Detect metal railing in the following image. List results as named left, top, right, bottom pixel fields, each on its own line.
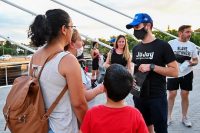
left=0, top=62, right=29, bottom=86
left=0, top=58, right=93, bottom=86
left=90, top=0, right=200, bottom=51
left=0, top=0, right=113, bottom=50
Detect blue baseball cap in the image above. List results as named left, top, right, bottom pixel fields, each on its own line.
left=126, top=13, right=153, bottom=29
left=108, top=38, right=116, bottom=43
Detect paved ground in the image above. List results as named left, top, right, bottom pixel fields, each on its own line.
left=0, top=66, right=200, bottom=133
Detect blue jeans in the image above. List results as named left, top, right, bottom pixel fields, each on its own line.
left=48, top=128, right=54, bottom=133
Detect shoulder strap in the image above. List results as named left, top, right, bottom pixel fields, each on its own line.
left=43, top=85, right=68, bottom=119
left=34, top=51, right=69, bottom=119
left=44, top=52, right=70, bottom=116
left=37, top=51, right=63, bottom=79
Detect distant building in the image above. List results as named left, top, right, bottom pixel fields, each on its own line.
left=0, top=41, right=5, bottom=45
left=194, top=28, right=200, bottom=32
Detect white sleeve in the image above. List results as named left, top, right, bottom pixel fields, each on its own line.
left=168, top=40, right=175, bottom=50
left=81, top=68, right=87, bottom=85
left=168, top=40, right=174, bottom=45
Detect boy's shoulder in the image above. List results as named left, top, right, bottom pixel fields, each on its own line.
left=87, top=105, right=104, bottom=112
left=125, top=105, right=141, bottom=113
left=89, top=105, right=140, bottom=113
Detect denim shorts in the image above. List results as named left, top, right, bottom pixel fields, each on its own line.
left=48, top=128, right=54, bottom=133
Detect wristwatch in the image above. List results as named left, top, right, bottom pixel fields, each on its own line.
left=150, top=64, right=155, bottom=71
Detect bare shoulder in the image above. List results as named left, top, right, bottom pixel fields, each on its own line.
left=61, top=53, right=78, bottom=64
left=60, top=53, right=80, bottom=71
left=32, top=48, right=44, bottom=57
left=59, top=53, right=82, bottom=79
left=31, top=48, right=45, bottom=64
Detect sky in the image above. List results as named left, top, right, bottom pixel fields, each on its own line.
left=0, top=0, right=200, bottom=44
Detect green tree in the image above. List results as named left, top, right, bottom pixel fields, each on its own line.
left=4, top=40, right=12, bottom=48
left=83, top=28, right=200, bottom=57
left=191, top=32, right=200, bottom=46
left=152, top=29, right=200, bottom=46
left=0, top=46, right=3, bottom=55
left=3, top=40, right=17, bottom=55
left=153, top=30, right=175, bottom=42
left=98, top=38, right=110, bottom=55
left=125, top=34, right=138, bottom=51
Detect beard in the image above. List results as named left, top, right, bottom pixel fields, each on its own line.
left=181, top=35, right=190, bottom=42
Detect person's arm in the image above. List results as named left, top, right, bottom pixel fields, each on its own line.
left=138, top=61, right=178, bottom=77
left=189, top=57, right=198, bottom=66
left=80, top=109, right=92, bottom=133
left=81, top=68, right=104, bottom=101
left=126, top=56, right=133, bottom=74
left=189, top=45, right=199, bottom=66
left=60, top=54, right=88, bottom=124
left=84, top=84, right=104, bottom=101
left=153, top=61, right=178, bottom=77
left=103, top=52, right=111, bottom=68
left=138, top=42, right=179, bottom=77
left=153, top=41, right=178, bottom=77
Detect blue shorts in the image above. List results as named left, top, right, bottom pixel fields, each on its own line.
left=133, top=96, right=168, bottom=133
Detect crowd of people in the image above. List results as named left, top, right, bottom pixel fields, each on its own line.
left=27, top=8, right=198, bottom=133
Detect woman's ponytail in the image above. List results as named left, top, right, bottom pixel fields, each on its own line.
left=28, top=14, right=51, bottom=47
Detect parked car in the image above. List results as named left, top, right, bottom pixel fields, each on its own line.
left=0, top=55, right=12, bottom=61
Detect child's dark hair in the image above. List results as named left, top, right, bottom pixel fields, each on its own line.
left=103, top=64, right=133, bottom=102
left=28, top=9, right=70, bottom=47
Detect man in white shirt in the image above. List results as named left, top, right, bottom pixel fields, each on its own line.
left=167, top=25, right=198, bottom=127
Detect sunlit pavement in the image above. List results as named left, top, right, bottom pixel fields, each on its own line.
left=1, top=65, right=200, bottom=133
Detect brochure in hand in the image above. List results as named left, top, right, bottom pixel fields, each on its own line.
left=131, top=71, right=149, bottom=97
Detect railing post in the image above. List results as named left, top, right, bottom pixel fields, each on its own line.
left=5, top=66, right=8, bottom=85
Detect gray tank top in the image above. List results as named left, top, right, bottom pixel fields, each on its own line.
left=32, top=51, right=78, bottom=133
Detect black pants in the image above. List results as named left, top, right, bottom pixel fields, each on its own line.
left=133, top=96, right=168, bottom=133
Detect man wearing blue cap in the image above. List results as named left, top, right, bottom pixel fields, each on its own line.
left=126, top=13, right=178, bottom=133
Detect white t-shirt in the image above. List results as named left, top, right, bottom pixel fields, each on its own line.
left=81, top=68, right=95, bottom=108
left=168, top=39, right=198, bottom=77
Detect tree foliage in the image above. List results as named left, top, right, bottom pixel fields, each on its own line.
left=125, top=34, right=138, bottom=51
left=1, top=28, right=200, bottom=56
left=83, top=28, right=200, bottom=57
left=153, top=29, right=200, bottom=47
left=0, top=41, right=17, bottom=55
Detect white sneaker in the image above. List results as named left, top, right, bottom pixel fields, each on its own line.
left=182, top=117, right=192, bottom=127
